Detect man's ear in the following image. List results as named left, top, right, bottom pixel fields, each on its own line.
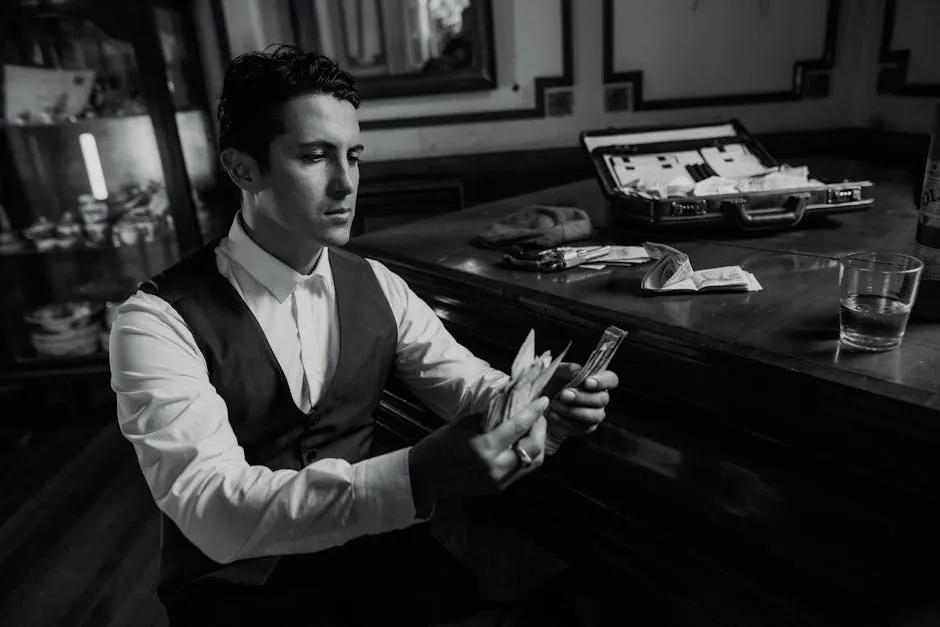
left=220, top=148, right=265, bottom=193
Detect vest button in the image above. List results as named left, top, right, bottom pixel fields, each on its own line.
left=302, top=449, right=318, bottom=465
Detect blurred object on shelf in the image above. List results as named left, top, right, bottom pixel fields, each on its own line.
left=109, top=181, right=171, bottom=248
left=111, top=221, right=139, bottom=247
left=77, top=193, right=108, bottom=225
left=147, top=183, right=170, bottom=217
left=55, top=210, right=82, bottom=242
left=24, top=301, right=104, bottom=357
left=109, top=183, right=148, bottom=213
left=108, top=181, right=168, bottom=219
left=31, top=321, right=100, bottom=356
left=7, top=181, right=175, bottom=254
left=22, top=216, right=56, bottom=251
left=24, top=300, right=100, bottom=333
left=127, top=207, right=156, bottom=241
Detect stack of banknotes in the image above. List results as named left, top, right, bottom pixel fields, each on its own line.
left=482, top=329, right=570, bottom=433
left=484, top=325, right=627, bottom=455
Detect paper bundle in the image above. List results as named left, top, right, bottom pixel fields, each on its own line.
left=579, top=245, right=651, bottom=270
left=689, top=165, right=825, bottom=197
left=640, top=242, right=762, bottom=293
left=483, top=329, right=571, bottom=432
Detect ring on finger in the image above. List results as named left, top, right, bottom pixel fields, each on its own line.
left=512, top=441, right=534, bottom=469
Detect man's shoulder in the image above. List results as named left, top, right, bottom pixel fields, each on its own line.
left=332, top=249, right=413, bottom=320
left=331, top=248, right=399, bottom=284
left=142, top=238, right=224, bottom=304
left=111, top=288, right=193, bottom=349
left=329, top=247, right=370, bottom=267
left=334, top=250, right=400, bottom=284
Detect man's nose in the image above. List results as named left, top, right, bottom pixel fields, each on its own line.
left=329, top=163, right=355, bottom=198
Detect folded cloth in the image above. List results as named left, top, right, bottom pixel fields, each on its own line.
left=473, top=205, right=594, bottom=250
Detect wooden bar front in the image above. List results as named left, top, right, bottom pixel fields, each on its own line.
left=348, top=158, right=940, bottom=627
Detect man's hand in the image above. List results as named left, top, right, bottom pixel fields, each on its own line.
left=408, top=396, right=550, bottom=512
left=544, top=362, right=619, bottom=438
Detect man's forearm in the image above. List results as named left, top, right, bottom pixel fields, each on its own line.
left=154, top=449, right=420, bottom=563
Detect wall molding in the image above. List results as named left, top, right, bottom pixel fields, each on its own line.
left=360, top=0, right=573, bottom=130
left=877, top=0, right=940, bottom=97
left=602, top=0, right=841, bottom=110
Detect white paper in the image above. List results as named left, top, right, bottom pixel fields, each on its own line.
left=3, top=64, right=96, bottom=120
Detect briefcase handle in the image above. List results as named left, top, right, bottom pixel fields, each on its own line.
left=722, top=193, right=810, bottom=231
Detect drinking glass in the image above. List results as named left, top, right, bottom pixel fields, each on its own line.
left=839, top=251, right=923, bottom=351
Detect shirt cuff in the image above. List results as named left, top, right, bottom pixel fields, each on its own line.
left=352, top=448, right=426, bottom=535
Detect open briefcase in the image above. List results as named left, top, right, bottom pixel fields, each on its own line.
left=581, top=120, right=873, bottom=231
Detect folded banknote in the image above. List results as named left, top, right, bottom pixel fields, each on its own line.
left=544, top=325, right=626, bottom=455
left=640, top=242, right=762, bottom=294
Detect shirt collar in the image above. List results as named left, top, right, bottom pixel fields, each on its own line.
left=220, top=213, right=332, bottom=303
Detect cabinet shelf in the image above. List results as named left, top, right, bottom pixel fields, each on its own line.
left=0, top=108, right=203, bottom=131
left=1, top=352, right=110, bottom=383
left=0, top=237, right=176, bottom=259
left=0, top=243, right=126, bottom=258
left=0, top=114, right=147, bottom=130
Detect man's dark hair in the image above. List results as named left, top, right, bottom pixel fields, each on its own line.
left=217, top=44, right=360, bottom=171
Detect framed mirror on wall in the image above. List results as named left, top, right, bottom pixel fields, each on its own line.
left=288, top=0, right=496, bottom=99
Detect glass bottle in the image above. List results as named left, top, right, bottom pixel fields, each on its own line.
left=911, top=101, right=940, bottom=320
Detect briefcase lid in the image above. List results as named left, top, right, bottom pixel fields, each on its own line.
left=580, top=119, right=774, bottom=163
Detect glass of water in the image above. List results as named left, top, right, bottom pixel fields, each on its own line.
left=839, top=251, right=924, bottom=351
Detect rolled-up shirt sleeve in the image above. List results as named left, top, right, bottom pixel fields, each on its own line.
left=110, top=292, right=422, bottom=565
left=366, top=259, right=510, bottom=422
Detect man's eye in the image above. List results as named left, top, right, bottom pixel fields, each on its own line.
left=348, top=154, right=362, bottom=164
left=300, top=154, right=325, bottom=163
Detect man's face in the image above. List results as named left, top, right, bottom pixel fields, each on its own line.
left=260, top=93, right=362, bottom=247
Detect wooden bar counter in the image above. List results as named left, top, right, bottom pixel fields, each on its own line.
left=347, top=158, right=940, bottom=627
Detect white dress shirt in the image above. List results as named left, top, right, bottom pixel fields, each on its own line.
left=110, top=215, right=509, bottom=565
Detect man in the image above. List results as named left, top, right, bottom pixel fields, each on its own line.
left=110, top=44, right=620, bottom=626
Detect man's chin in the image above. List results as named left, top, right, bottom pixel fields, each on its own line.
left=314, top=226, right=352, bottom=248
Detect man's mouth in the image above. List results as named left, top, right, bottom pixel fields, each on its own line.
left=324, top=207, right=352, bottom=216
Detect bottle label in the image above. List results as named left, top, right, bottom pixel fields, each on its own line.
left=915, top=160, right=940, bottom=280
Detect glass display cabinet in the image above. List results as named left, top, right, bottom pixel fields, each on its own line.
left=0, top=0, right=231, bottom=381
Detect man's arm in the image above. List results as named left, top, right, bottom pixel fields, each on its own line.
left=366, top=259, right=510, bottom=422
left=109, top=291, right=423, bottom=564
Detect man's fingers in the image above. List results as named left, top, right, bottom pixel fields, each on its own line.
left=488, top=396, right=550, bottom=449
left=528, top=414, right=547, bottom=449
left=556, top=388, right=609, bottom=408
left=552, top=404, right=605, bottom=426
left=512, top=414, right=547, bottom=460
left=584, top=370, right=619, bottom=391
left=494, top=415, right=548, bottom=483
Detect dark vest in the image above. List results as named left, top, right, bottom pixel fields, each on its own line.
left=139, top=239, right=398, bottom=602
